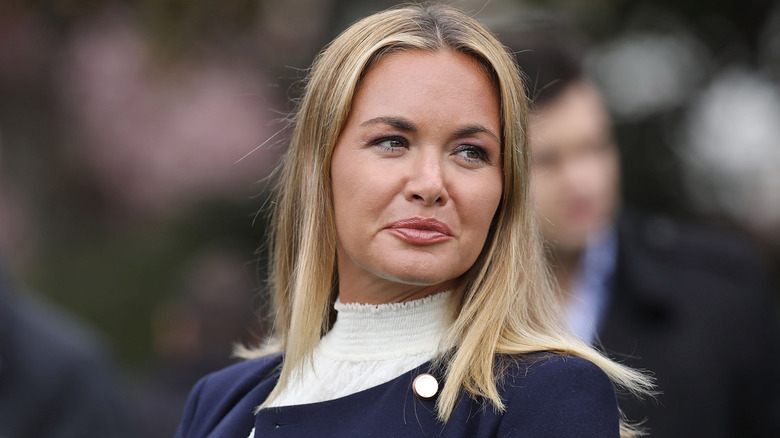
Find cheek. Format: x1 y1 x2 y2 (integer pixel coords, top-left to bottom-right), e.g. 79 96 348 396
331 156 393 244
530 172 558 211
331 154 362 241
593 155 620 199
463 174 503 237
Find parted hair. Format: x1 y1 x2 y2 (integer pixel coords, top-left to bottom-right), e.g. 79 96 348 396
239 3 653 437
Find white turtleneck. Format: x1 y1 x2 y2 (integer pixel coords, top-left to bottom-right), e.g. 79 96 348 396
266 290 453 407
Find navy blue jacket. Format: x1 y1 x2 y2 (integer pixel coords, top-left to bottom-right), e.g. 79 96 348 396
175 352 619 437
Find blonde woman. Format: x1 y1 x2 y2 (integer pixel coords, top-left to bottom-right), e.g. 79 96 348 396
175 4 652 437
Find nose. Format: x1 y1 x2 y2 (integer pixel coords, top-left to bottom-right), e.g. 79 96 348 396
561 158 588 188
558 148 599 186
404 150 448 206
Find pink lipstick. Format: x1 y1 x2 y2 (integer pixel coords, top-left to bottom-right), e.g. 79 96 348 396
387 217 453 245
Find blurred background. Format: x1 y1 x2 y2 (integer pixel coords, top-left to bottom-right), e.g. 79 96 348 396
1 0 778 436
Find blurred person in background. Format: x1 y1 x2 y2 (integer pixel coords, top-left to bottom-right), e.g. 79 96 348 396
0 264 133 437
505 27 780 437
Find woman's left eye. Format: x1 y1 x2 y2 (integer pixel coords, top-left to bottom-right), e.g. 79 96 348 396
454 145 488 163
373 137 408 151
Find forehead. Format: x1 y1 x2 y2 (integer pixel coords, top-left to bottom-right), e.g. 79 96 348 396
348 49 501 130
529 82 610 147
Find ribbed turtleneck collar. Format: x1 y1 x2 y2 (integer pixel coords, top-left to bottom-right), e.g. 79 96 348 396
318 291 453 361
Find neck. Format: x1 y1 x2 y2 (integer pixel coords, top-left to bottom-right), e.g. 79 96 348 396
339 269 456 304
338 276 457 305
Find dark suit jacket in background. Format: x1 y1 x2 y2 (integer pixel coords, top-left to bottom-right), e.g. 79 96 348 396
0 268 133 438
600 213 780 437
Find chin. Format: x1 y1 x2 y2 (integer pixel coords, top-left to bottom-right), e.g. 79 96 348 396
375 260 462 288
548 238 584 255
546 229 590 253
382 271 452 287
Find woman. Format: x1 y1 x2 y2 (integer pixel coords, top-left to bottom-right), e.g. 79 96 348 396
175 4 652 437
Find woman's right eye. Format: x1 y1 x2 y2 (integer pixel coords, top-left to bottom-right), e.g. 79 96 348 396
373 137 407 151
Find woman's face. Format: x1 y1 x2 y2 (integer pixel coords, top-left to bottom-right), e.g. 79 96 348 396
330 50 503 304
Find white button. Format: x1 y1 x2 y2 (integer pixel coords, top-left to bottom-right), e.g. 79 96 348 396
413 373 439 399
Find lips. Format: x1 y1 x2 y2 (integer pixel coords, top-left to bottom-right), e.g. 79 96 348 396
565 198 598 223
386 217 453 245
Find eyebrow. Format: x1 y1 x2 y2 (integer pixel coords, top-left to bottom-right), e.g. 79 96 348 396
360 116 415 131
454 125 501 143
360 116 500 143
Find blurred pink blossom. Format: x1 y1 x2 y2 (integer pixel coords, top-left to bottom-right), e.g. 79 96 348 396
58 13 282 216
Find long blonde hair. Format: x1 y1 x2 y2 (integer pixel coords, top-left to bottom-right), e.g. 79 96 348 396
241 3 653 436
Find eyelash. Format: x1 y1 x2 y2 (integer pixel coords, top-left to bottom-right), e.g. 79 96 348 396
373 136 408 152
454 144 489 163
371 136 490 164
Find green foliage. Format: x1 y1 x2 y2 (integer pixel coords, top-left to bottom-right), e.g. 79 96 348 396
24 199 269 367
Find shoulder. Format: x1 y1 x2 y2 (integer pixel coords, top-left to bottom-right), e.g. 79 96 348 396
502 353 615 399
7 291 109 360
189 352 283 400
616 211 776 314
0 289 133 436
1 290 121 386
496 353 620 437
615 211 776 310
175 353 283 438
618 212 767 279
